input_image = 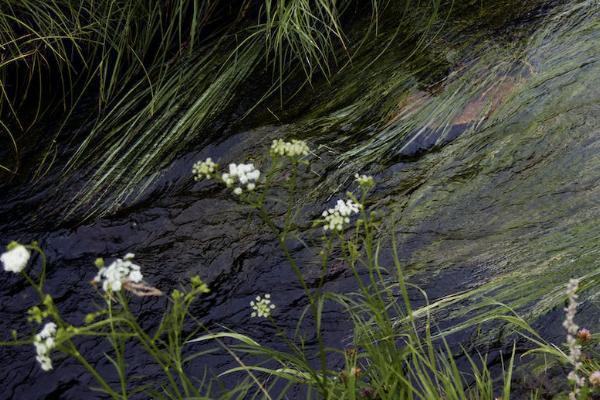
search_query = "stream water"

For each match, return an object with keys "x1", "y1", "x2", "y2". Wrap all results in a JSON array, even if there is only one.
[{"x1": 0, "y1": 1, "x2": 599, "y2": 399}]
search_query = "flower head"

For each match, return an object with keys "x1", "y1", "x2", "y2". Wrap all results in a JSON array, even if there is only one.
[
  {"x1": 354, "y1": 173, "x2": 374, "y2": 188},
  {"x1": 321, "y1": 199, "x2": 361, "y2": 232},
  {"x1": 577, "y1": 328, "x2": 592, "y2": 343},
  {"x1": 222, "y1": 163, "x2": 260, "y2": 195},
  {"x1": 250, "y1": 294, "x2": 275, "y2": 318},
  {"x1": 1, "y1": 242, "x2": 30, "y2": 273},
  {"x1": 192, "y1": 158, "x2": 218, "y2": 180},
  {"x1": 34, "y1": 322, "x2": 57, "y2": 371},
  {"x1": 270, "y1": 139, "x2": 310, "y2": 158},
  {"x1": 590, "y1": 371, "x2": 600, "y2": 386},
  {"x1": 93, "y1": 253, "x2": 144, "y2": 292}
]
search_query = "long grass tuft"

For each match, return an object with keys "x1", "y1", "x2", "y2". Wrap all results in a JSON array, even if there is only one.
[{"x1": 1, "y1": 0, "x2": 403, "y2": 217}]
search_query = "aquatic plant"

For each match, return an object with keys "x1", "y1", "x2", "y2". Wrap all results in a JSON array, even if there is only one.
[{"x1": 310, "y1": 0, "x2": 600, "y2": 361}]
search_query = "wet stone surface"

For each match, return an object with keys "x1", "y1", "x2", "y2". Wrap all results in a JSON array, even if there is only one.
[{"x1": 1, "y1": 2, "x2": 599, "y2": 398}]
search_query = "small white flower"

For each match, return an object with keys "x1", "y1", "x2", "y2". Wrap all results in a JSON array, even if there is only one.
[
  {"x1": 221, "y1": 163, "x2": 260, "y2": 195},
  {"x1": 1, "y1": 243, "x2": 30, "y2": 273},
  {"x1": 321, "y1": 199, "x2": 361, "y2": 232},
  {"x1": 354, "y1": 173, "x2": 374, "y2": 188},
  {"x1": 192, "y1": 158, "x2": 218, "y2": 181},
  {"x1": 37, "y1": 355, "x2": 53, "y2": 371},
  {"x1": 93, "y1": 255, "x2": 144, "y2": 293},
  {"x1": 34, "y1": 322, "x2": 57, "y2": 372},
  {"x1": 270, "y1": 139, "x2": 310, "y2": 158},
  {"x1": 129, "y1": 270, "x2": 143, "y2": 283},
  {"x1": 39, "y1": 322, "x2": 57, "y2": 338},
  {"x1": 250, "y1": 294, "x2": 276, "y2": 318}
]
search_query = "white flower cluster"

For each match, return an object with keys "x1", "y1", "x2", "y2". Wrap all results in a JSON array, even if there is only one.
[
  {"x1": 322, "y1": 199, "x2": 361, "y2": 232},
  {"x1": 34, "y1": 322, "x2": 57, "y2": 371},
  {"x1": 564, "y1": 278, "x2": 585, "y2": 399},
  {"x1": 93, "y1": 253, "x2": 143, "y2": 292},
  {"x1": 192, "y1": 158, "x2": 217, "y2": 180},
  {"x1": 354, "y1": 173, "x2": 374, "y2": 188},
  {"x1": 250, "y1": 294, "x2": 275, "y2": 318},
  {"x1": 270, "y1": 139, "x2": 310, "y2": 158},
  {"x1": 1, "y1": 243, "x2": 30, "y2": 273},
  {"x1": 222, "y1": 163, "x2": 260, "y2": 195}
]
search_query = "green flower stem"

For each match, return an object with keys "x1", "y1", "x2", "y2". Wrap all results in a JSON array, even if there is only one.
[
  {"x1": 20, "y1": 268, "x2": 120, "y2": 398},
  {"x1": 107, "y1": 294, "x2": 128, "y2": 399},
  {"x1": 20, "y1": 271, "x2": 44, "y2": 299},
  {"x1": 66, "y1": 342, "x2": 121, "y2": 399},
  {"x1": 28, "y1": 244, "x2": 47, "y2": 290},
  {"x1": 116, "y1": 292, "x2": 185, "y2": 399},
  {"x1": 252, "y1": 162, "x2": 333, "y2": 396},
  {"x1": 165, "y1": 293, "x2": 194, "y2": 397}
]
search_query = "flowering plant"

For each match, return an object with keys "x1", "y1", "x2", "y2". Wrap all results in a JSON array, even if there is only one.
[
  {"x1": 0, "y1": 240, "x2": 210, "y2": 398},
  {"x1": 1, "y1": 137, "x2": 597, "y2": 399}
]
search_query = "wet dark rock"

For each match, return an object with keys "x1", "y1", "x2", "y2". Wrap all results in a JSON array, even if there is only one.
[{"x1": 0, "y1": 1, "x2": 599, "y2": 398}]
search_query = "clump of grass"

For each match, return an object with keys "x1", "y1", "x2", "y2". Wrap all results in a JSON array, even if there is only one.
[
  {"x1": 250, "y1": 0, "x2": 386, "y2": 93},
  {"x1": 1, "y1": 0, "x2": 404, "y2": 217},
  {"x1": 65, "y1": 0, "x2": 404, "y2": 218},
  {"x1": 64, "y1": 38, "x2": 265, "y2": 216},
  {"x1": 1, "y1": 0, "x2": 234, "y2": 186},
  {"x1": 0, "y1": 0, "x2": 225, "y2": 117}
]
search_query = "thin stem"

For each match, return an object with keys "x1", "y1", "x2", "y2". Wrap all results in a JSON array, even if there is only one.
[
  {"x1": 67, "y1": 342, "x2": 121, "y2": 399},
  {"x1": 252, "y1": 160, "x2": 332, "y2": 396},
  {"x1": 116, "y1": 292, "x2": 184, "y2": 399},
  {"x1": 108, "y1": 296, "x2": 128, "y2": 399}
]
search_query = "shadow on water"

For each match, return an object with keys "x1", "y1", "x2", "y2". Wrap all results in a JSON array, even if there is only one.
[{"x1": 0, "y1": 1, "x2": 599, "y2": 398}]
